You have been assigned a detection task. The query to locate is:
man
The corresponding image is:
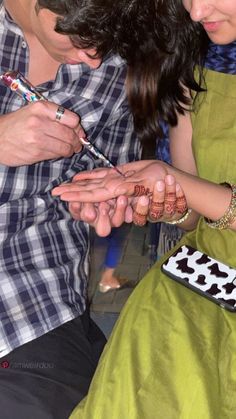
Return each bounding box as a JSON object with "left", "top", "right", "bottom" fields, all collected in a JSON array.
[{"left": 0, "top": 1, "right": 140, "bottom": 418}]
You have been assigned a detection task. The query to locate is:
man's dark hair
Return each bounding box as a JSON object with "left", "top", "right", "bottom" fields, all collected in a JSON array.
[
  {"left": 37, "top": 0, "right": 117, "bottom": 57},
  {"left": 37, "top": 0, "right": 209, "bottom": 145}
]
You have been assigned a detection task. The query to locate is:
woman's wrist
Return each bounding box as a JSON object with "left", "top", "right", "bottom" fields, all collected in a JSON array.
[
  {"left": 161, "top": 165, "right": 234, "bottom": 223},
  {"left": 205, "top": 183, "right": 236, "bottom": 229},
  {"left": 165, "top": 208, "right": 192, "bottom": 225}
]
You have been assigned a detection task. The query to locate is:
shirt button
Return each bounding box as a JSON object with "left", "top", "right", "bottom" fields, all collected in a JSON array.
[{"left": 22, "top": 41, "right": 27, "bottom": 48}]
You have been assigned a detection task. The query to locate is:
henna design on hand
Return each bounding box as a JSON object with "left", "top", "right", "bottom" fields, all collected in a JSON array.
[
  {"left": 149, "top": 200, "right": 164, "bottom": 221},
  {"left": 176, "top": 196, "right": 188, "bottom": 214},
  {"left": 165, "top": 192, "right": 176, "bottom": 216},
  {"left": 133, "top": 184, "right": 152, "bottom": 197},
  {"left": 133, "top": 211, "right": 147, "bottom": 226}
]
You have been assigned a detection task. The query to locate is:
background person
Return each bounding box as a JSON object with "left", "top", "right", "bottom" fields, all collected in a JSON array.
[{"left": 97, "top": 226, "right": 130, "bottom": 293}]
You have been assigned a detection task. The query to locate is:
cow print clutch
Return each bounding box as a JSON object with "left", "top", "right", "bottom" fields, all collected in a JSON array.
[{"left": 161, "top": 245, "right": 236, "bottom": 311}]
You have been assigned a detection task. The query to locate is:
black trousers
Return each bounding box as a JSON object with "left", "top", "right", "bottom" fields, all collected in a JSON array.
[{"left": 0, "top": 310, "right": 106, "bottom": 419}]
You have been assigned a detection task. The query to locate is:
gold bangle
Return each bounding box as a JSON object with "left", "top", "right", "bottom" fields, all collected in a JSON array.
[
  {"left": 205, "top": 182, "right": 236, "bottom": 230},
  {"left": 165, "top": 208, "right": 192, "bottom": 225}
]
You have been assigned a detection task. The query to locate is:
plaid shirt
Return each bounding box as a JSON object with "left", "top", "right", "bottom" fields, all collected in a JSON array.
[{"left": 0, "top": 5, "right": 140, "bottom": 356}]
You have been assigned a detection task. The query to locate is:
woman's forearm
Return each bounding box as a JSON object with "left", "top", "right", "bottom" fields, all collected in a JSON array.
[{"left": 163, "top": 162, "right": 234, "bottom": 227}]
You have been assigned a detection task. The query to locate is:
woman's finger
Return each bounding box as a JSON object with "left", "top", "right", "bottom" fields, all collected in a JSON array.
[
  {"left": 148, "top": 180, "right": 165, "bottom": 222},
  {"left": 124, "top": 205, "right": 133, "bottom": 224},
  {"left": 133, "top": 195, "right": 150, "bottom": 227},
  {"left": 176, "top": 183, "right": 188, "bottom": 214},
  {"left": 164, "top": 175, "right": 176, "bottom": 217}
]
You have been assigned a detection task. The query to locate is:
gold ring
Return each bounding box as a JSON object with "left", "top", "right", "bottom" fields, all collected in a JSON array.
[{"left": 55, "top": 105, "right": 65, "bottom": 121}]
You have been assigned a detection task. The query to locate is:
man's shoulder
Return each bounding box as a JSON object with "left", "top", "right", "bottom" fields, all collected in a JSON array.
[
  {"left": 103, "top": 53, "right": 126, "bottom": 69},
  {"left": 95, "top": 53, "right": 127, "bottom": 84},
  {"left": 62, "top": 53, "right": 126, "bottom": 85},
  {"left": 0, "top": 1, "right": 4, "bottom": 15}
]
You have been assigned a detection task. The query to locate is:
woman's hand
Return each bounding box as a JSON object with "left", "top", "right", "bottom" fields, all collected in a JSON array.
[
  {"left": 132, "top": 175, "right": 188, "bottom": 226},
  {"left": 52, "top": 160, "right": 168, "bottom": 202}
]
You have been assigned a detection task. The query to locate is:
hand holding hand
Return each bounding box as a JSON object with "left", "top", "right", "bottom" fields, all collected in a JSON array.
[
  {"left": 60, "top": 171, "right": 187, "bottom": 236},
  {"left": 52, "top": 160, "right": 168, "bottom": 202},
  {"left": 68, "top": 196, "right": 133, "bottom": 236}
]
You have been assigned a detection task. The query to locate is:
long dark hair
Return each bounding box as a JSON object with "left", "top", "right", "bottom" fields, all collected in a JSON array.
[{"left": 113, "top": 0, "right": 209, "bottom": 144}]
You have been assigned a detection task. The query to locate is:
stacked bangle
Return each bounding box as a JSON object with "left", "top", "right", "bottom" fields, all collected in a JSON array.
[
  {"left": 166, "top": 208, "right": 192, "bottom": 225},
  {"left": 205, "top": 182, "right": 236, "bottom": 230}
]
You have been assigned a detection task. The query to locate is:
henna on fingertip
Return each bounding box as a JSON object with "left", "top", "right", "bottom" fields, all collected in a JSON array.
[
  {"left": 148, "top": 200, "right": 164, "bottom": 221},
  {"left": 133, "top": 211, "right": 147, "bottom": 226},
  {"left": 164, "top": 192, "right": 177, "bottom": 216},
  {"left": 165, "top": 192, "right": 176, "bottom": 201},
  {"left": 176, "top": 195, "right": 188, "bottom": 214}
]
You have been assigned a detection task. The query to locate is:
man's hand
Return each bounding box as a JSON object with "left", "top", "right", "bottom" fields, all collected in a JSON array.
[
  {"left": 68, "top": 196, "right": 133, "bottom": 236},
  {"left": 0, "top": 101, "right": 84, "bottom": 166}
]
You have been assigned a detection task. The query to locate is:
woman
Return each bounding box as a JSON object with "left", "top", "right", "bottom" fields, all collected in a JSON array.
[{"left": 54, "top": 0, "right": 236, "bottom": 417}]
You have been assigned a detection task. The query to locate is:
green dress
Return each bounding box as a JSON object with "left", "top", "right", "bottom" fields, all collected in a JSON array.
[{"left": 70, "top": 69, "right": 236, "bottom": 419}]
